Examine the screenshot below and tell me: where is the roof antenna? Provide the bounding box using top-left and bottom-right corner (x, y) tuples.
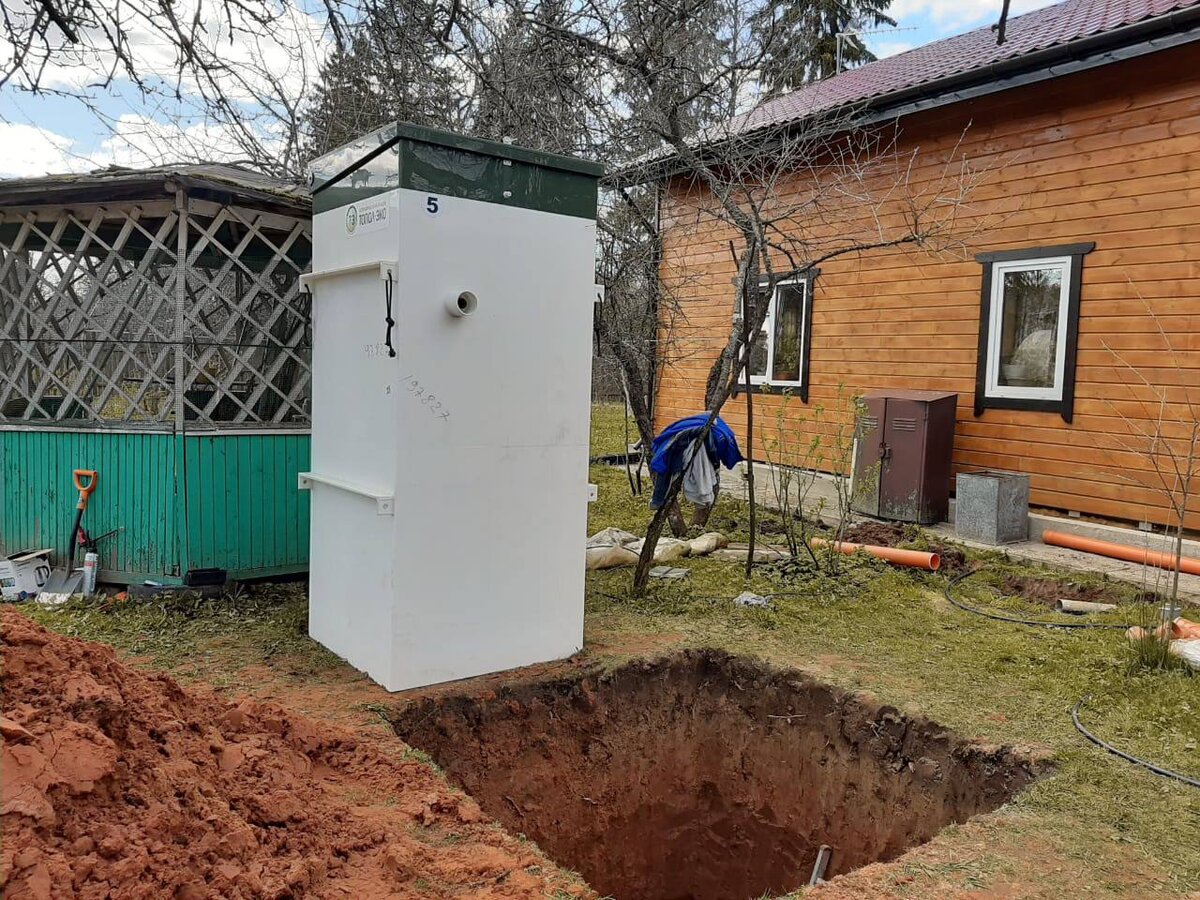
(834, 26), (919, 75)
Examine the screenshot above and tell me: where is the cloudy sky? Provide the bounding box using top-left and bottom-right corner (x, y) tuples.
(0, 0), (1058, 178)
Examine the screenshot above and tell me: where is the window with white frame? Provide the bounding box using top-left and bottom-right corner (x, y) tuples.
(745, 277), (811, 394)
(986, 257), (1071, 399)
(974, 243), (1092, 423)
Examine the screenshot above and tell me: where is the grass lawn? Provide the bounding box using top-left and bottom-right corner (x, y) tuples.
(21, 403), (1200, 899)
(589, 399), (633, 457)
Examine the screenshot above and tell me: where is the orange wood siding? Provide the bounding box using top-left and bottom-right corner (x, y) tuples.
(655, 44), (1200, 528)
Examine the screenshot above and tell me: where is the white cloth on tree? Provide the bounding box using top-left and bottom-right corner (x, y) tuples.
(682, 446), (719, 506)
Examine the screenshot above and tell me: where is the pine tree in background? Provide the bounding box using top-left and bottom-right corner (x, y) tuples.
(304, 36), (389, 159)
(752, 0), (896, 94)
(303, 0), (464, 160)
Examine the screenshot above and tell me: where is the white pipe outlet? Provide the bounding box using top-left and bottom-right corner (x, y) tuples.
(446, 290), (478, 317)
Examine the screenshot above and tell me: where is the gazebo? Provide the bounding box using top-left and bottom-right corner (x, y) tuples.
(0, 164), (312, 584)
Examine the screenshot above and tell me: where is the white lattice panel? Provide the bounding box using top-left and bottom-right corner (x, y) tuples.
(0, 199), (312, 427)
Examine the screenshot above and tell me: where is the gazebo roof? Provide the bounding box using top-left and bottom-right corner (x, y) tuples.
(0, 163), (310, 216)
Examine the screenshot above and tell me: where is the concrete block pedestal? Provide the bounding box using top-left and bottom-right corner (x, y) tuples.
(955, 471), (1030, 545)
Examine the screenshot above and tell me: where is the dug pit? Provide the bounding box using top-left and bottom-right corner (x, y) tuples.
(391, 650), (1045, 900)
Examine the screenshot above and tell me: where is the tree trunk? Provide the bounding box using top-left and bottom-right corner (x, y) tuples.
(743, 297), (756, 579)
(706, 321), (742, 409)
(595, 312), (656, 453)
(734, 280), (753, 578)
(633, 234), (763, 593)
(632, 419), (725, 592)
(633, 497), (672, 590)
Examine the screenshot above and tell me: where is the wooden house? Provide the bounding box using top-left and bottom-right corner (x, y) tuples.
(652, 0), (1200, 529)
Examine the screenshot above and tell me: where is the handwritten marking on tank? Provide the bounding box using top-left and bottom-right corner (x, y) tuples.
(400, 375), (451, 420)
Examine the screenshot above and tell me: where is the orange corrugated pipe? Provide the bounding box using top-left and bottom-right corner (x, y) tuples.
(1042, 530), (1200, 576)
(810, 537), (941, 572)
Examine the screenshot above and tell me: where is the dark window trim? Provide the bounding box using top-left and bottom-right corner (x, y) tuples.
(973, 243), (1094, 423)
(974, 242), (1095, 263)
(734, 268), (818, 402)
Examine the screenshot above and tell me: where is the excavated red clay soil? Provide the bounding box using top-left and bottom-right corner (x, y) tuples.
(0, 609), (590, 899)
(392, 650), (1047, 900)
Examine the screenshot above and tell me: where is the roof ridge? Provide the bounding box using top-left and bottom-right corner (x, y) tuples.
(745, 0), (1200, 133)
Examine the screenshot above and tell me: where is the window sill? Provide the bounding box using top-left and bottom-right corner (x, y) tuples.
(975, 395), (1073, 423)
(734, 383), (809, 401)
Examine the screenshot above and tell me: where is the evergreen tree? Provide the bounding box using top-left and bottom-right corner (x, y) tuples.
(752, 0), (895, 94)
(303, 0), (463, 160)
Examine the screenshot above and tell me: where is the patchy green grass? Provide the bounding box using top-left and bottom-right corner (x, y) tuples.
(589, 400), (633, 458)
(22, 581), (342, 685)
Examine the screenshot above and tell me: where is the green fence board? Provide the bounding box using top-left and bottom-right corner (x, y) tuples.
(0, 430), (310, 583)
(181, 432), (310, 579)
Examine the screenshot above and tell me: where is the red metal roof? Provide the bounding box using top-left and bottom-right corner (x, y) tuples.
(741, 0), (1200, 131)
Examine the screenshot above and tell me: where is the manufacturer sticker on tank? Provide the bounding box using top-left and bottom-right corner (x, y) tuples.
(345, 195), (392, 236)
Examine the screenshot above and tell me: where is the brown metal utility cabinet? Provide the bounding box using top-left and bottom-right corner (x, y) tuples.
(852, 390), (958, 525)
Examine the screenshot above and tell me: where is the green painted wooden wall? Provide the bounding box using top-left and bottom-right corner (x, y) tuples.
(0, 430), (310, 583)
(182, 433), (310, 579)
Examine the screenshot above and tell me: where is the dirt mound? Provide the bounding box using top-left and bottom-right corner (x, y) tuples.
(840, 522), (968, 573)
(1000, 574), (1158, 609)
(392, 650), (1047, 900)
(0, 609), (591, 900)
(840, 521), (912, 547)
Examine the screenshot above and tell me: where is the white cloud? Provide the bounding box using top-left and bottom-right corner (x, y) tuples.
(1, 0), (331, 107)
(0, 0), (329, 177)
(0, 123), (88, 177)
(96, 114), (285, 168)
(0, 114), (286, 179)
(889, 0), (1057, 32)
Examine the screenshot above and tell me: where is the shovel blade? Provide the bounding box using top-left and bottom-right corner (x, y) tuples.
(38, 568), (83, 606)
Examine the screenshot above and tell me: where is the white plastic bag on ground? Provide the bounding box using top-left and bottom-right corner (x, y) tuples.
(585, 545), (640, 570)
(1169, 639), (1200, 671)
(626, 537), (691, 562)
(688, 532), (729, 556)
(587, 527), (639, 549)
(733, 591), (771, 608)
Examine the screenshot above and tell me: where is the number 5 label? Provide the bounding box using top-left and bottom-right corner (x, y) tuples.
(426, 196), (439, 214)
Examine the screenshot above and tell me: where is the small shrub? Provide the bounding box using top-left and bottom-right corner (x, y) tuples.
(1126, 630), (1189, 674)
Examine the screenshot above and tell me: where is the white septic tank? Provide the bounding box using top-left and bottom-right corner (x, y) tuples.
(300, 123), (601, 691)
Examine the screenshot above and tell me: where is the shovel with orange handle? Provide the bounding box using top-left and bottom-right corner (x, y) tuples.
(38, 469), (99, 605)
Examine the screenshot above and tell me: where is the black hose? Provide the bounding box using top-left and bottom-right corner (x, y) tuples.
(592, 568), (1136, 627)
(1072, 695), (1200, 789)
(942, 570), (1135, 630)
